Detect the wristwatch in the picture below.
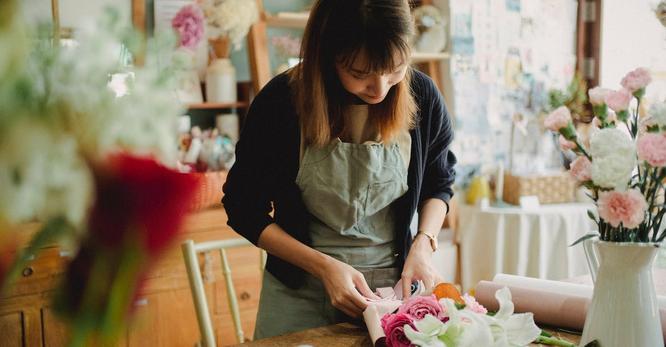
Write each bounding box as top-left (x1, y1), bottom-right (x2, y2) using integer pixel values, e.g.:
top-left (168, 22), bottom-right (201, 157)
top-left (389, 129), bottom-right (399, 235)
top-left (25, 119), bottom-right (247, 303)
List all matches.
top-left (415, 231), bottom-right (438, 252)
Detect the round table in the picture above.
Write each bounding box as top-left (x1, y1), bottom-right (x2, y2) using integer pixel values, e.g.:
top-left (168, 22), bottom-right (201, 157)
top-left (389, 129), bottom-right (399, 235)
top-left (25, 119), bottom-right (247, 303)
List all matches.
top-left (458, 202), bottom-right (594, 291)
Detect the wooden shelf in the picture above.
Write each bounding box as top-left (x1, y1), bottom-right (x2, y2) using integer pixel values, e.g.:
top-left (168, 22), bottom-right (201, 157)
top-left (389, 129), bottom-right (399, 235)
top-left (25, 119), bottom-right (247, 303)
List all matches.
top-left (187, 101), bottom-right (249, 110)
top-left (411, 52), bottom-right (451, 63)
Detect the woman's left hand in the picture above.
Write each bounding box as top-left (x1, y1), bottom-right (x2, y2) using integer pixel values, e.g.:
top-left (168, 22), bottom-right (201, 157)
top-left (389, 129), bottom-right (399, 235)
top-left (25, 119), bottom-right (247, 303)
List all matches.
top-left (401, 235), bottom-right (443, 299)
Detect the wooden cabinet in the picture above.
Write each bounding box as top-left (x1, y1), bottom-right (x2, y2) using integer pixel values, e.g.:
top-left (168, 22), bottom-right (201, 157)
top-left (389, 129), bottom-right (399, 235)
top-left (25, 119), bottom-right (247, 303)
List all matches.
top-left (0, 207), bottom-right (262, 346)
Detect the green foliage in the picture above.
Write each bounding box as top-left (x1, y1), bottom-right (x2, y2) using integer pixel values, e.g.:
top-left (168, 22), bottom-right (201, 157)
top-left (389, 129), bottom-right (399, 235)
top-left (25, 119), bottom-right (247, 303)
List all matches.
top-left (547, 73), bottom-right (592, 121)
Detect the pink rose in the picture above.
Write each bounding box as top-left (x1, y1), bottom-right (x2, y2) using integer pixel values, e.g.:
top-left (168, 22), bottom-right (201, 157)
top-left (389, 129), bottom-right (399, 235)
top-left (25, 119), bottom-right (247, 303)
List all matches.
top-left (397, 294), bottom-right (445, 320)
top-left (598, 189), bottom-right (648, 228)
top-left (621, 67), bottom-right (652, 93)
top-left (544, 106), bottom-right (572, 132)
top-left (569, 156), bottom-right (592, 182)
top-left (638, 133), bottom-right (666, 167)
top-left (381, 312), bottom-right (415, 347)
top-left (588, 87), bottom-right (612, 106)
top-left (462, 294), bottom-right (487, 314)
top-left (172, 5), bottom-right (205, 50)
top-left (559, 135), bottom-right (577, 151)
top-left (605, 89), bottom-right (633, 112)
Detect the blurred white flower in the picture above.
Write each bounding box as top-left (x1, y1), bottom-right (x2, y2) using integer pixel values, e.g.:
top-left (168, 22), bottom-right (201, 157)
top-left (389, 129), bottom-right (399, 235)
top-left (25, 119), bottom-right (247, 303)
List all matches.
top-left (0, 120), bottom-right (92, 226)
top-left (648, 101), bottom-right (666, 127)
top-left (201, 0), bottom-right (259, 49)
top-left (0, 8), bottom-right (182, 226)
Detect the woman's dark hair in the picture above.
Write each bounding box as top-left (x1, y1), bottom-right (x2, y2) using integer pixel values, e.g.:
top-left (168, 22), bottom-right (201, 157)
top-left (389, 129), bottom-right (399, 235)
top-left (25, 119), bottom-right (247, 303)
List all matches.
top-left (290, 0), bottom-right (417, 147)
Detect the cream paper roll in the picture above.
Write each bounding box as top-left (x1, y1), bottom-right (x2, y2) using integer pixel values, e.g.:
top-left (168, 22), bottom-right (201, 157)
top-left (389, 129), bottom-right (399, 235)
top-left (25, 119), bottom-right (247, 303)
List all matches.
top-left (474, 274), bottom-right (666, 339)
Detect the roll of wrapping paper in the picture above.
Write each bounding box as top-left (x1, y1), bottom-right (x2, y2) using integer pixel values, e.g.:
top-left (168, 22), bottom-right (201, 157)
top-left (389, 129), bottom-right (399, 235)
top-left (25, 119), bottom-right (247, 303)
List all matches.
top-left (474, 274), bottom-right (666, 340)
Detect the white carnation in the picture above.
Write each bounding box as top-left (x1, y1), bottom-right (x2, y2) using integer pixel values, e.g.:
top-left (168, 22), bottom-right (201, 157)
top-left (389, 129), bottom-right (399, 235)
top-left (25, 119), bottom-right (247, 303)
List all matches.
top-left (648, 101), bottom-right (666, 127)
top-left (588, 128), bottom-right (636, 189)
top-left (590, 128), bottom-right (635, 159)
top-left (591, 156), bottom-right (635, 189)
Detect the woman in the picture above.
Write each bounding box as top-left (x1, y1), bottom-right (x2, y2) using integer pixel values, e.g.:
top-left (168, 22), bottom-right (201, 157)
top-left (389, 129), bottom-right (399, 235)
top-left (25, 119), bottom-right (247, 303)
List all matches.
top-left (222, 0), bottom-right (456, 339)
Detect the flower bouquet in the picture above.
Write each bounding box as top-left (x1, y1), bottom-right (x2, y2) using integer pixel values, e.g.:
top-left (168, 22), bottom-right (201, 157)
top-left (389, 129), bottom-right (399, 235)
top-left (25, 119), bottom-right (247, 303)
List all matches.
top-left (0, 3), bottom-right (200, 345)
top-left (545, 67), bottom-right (666, 346)
top-left (363, 282), bottom-right (575, 347)
top-left (545, 67), bottom-right (664, 242)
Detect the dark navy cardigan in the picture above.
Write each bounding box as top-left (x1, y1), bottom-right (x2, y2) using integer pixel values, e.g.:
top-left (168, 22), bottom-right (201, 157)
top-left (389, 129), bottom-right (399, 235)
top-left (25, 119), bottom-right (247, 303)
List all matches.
top-left (222, 70), bottom-right (456, 289)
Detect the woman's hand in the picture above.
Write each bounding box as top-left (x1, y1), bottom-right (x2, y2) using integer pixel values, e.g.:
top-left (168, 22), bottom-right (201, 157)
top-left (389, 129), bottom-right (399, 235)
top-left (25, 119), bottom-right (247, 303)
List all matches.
top-left (401, 235), bottom-right (443, 299)
top-left (315, 256), bottom-right (381, 317)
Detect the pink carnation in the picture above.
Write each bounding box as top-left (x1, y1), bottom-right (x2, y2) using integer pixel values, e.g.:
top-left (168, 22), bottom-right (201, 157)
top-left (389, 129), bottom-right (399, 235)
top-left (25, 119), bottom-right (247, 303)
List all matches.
top-left (598, 189), bottom-right (648, 228)
top-left (569, 156), bottom-right (592, 182)
top-left (172, 5), bottom-right (205, 50)
top-left (605, 89), bottom-right (633, 112)
top-left (397, 294), bottom-right (445, 320)
top-left (637, 133), bottom-right (666, 167)
top-left (381, 312), bottom-right (415, 347)
top-left (588, 87), bottom-right (612, 106)
top-left (544, 106), bottom-right (572, 132)
top-left (462, 294), bottom-right (487, 314)
top-left (621, 67), bottom-right (652, 93)
top-left (559, 135), bottom-right (577, 151)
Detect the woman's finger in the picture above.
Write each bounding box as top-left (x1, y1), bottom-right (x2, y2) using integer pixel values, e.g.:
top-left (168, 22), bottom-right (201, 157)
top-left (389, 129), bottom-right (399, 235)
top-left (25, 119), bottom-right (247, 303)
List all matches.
top-left (401, 274), bottom-right (413, 299)
top-left (354, 275), bottom-right (381, 300)
top-left (347, 289), bottom-right (369, 313)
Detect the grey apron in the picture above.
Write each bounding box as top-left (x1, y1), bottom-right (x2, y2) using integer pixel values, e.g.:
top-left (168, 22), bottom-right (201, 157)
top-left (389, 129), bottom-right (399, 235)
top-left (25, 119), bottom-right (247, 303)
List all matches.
top-left (254, 130), bottom-right (410, 340)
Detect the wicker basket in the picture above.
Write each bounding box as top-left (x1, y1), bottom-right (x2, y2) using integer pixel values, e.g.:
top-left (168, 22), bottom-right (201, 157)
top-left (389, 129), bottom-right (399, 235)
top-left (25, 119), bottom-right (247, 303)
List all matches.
top-left (190, 170), bottom-right (227, 211)
top-left (502, 172), bottom-right (576, 205)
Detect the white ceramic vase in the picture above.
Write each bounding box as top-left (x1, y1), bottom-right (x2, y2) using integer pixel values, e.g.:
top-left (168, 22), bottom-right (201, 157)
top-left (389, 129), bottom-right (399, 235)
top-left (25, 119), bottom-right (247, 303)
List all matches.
top-left (205, 58), bottom-right (236, 103)
top-left (580, 240), bottom-right (662, 347)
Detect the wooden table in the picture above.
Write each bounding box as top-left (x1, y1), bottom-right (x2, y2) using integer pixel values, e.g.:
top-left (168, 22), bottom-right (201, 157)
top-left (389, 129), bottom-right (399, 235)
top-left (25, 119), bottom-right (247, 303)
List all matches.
top-left (237, 323), bottom-right (581, 346)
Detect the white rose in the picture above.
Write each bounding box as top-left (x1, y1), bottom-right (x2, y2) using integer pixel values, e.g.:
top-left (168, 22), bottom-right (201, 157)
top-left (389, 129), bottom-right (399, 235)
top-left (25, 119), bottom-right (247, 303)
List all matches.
top-left (591, 156), bottom-right (635, 189)
top-left (590, 128), bottom-right (635, 159)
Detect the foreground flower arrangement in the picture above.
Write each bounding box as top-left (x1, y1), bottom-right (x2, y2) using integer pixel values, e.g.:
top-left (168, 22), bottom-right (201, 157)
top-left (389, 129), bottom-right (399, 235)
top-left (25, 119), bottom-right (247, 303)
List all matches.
top-left (0, 3), bottom-right (200, 345)
top-left (375, 284), bottom-right (574, 347)
top-left (546, 67), bottom-right (666, 242)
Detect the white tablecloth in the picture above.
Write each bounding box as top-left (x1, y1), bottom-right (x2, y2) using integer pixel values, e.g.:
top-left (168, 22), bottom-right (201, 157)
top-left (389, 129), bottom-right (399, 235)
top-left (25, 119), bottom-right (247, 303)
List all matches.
top-left (458, 203), bottom-right (594, 291)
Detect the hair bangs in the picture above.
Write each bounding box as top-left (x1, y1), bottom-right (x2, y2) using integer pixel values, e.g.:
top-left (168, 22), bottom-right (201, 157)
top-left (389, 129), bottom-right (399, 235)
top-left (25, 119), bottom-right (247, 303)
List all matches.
top-left (336, 36), bottom-right (411, 74)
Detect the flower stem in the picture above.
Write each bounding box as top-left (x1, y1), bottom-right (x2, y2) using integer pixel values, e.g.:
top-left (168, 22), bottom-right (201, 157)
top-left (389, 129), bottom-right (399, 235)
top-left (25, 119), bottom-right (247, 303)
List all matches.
top-left (534, 336), bottom-right (577, 347)
top-left (574, 140), bottom-right (591, 160)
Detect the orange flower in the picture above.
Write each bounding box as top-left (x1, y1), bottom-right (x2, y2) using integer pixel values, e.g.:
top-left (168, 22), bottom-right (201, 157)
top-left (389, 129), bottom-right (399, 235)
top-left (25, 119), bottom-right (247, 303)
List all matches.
top-left (432, 282), bottom-right (464, 305)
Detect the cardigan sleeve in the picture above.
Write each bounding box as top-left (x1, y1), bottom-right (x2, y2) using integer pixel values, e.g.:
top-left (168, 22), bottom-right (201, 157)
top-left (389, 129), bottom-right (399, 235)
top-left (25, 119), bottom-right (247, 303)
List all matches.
top-left (221, 81), bottom-right (282, 245)
top-left (419, 79), bottom-right (457, 209)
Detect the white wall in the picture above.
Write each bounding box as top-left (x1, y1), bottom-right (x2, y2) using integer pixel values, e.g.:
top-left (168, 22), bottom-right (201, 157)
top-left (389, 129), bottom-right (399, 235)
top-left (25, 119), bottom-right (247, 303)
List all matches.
top-left (600, 0), bottom-right (666, 101)
top-left (21, 0), bottom-right (131, 32)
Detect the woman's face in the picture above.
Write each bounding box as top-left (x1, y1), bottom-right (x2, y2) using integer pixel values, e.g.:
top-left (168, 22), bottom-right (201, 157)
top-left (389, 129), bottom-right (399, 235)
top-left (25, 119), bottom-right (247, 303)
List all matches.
top-left (335, 51), bottom-right (408, 104)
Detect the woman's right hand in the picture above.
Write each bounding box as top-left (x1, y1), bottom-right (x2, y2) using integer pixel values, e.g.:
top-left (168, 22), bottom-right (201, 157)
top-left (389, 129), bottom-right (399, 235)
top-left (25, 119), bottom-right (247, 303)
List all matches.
top-left (315, 257), bottom-right (381, 317)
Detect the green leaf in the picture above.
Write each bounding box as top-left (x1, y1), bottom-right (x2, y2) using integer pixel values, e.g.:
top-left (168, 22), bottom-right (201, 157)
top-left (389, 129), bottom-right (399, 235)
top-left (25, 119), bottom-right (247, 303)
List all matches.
top-left (570, 232), bottom-right (599, 247)
top-left (586, 210), bottom-right (598, 223)
top-left (584, 340), bottom-right (601, 347)
top-left (534, 335), bottom-right (577, 347)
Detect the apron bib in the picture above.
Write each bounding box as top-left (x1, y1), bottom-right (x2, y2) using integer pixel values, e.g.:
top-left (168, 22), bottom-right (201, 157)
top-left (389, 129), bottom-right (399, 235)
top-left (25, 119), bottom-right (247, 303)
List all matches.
top-left (254, 133), bottom-right (409, 340)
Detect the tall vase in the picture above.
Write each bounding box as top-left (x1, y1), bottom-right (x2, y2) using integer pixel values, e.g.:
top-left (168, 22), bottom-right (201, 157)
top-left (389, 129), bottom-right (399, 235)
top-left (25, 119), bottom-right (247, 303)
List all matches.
top-left (205, 36), bottom-right (236, 103)
top-left (580, 240), bottom-right (663, 347)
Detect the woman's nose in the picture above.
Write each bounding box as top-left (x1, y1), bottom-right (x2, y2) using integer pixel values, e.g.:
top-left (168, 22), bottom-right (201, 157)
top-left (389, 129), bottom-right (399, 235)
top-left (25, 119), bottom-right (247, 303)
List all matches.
top-left (367, 75), bottom-right (388, 97)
